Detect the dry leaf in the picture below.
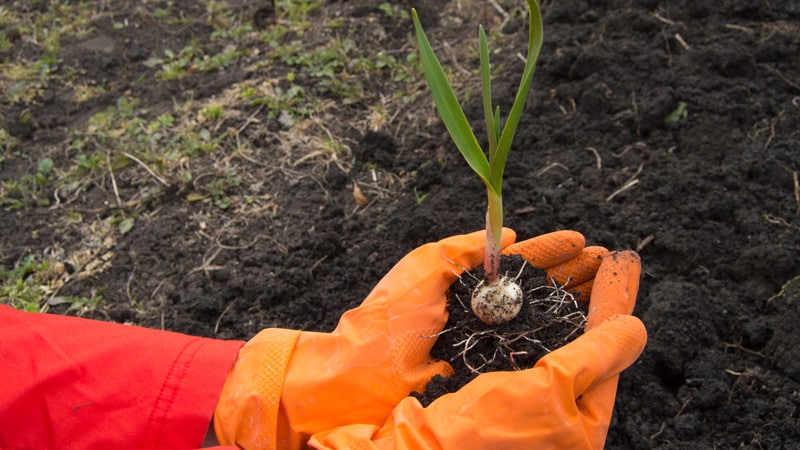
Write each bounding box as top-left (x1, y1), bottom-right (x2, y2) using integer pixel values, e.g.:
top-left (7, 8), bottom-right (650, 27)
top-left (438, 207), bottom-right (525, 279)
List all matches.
top-left (353, 183), bottom-right (368, 205)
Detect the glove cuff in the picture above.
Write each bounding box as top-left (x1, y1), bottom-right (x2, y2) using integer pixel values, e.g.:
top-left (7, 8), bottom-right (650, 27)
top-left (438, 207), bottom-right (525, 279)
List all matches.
top-left (214, 328), bottom-right (301, 449)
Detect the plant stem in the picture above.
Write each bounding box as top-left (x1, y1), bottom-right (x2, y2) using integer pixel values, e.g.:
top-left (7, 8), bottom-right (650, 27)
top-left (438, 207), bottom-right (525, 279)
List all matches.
top-left (484, 190), bottom-right (503, 284)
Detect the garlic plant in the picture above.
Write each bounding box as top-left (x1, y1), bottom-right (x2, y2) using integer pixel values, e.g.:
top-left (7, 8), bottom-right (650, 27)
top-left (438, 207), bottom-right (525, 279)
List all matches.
top-left (412, 0), bottom-right (543, 324)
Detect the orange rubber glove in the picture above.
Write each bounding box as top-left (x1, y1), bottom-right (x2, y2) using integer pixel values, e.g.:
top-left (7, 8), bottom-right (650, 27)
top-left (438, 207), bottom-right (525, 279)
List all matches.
top-left (308, 250), bottom-right (647, 450)
top-left (213, 229), bottom-right (595, 449)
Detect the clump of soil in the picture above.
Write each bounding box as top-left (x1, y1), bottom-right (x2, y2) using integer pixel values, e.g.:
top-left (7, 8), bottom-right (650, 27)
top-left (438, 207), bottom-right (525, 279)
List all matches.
top-left (413, 255), bottom-right (587, 406)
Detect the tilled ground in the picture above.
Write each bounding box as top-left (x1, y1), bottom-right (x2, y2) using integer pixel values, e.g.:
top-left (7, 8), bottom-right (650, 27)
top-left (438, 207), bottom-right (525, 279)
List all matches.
top-left (2, 0), bottom-right (799, 448)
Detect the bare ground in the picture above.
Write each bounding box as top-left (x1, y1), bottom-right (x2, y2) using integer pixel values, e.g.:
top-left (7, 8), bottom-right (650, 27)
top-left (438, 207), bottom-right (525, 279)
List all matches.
top-left (2, 0), bottom-right (799, 448)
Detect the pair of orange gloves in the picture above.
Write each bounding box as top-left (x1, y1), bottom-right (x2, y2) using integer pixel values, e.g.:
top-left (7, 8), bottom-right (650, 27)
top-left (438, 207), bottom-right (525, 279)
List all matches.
top-left (214, 229), bottom-right (647, 449)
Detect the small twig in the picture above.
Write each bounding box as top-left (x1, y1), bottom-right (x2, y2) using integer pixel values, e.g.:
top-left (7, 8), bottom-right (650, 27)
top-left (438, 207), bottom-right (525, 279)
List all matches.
top-left (442, 41), bottom-right (471, 77)
top-left (214, 300), bottom-right (236, 335)
top-left (631, 89), bottom-right (639, 118)
top-left (189, 245), bottom-right (225, 277)
top-left (606, 179), bottom-right (640, 202)
top-left (420, 328), bottom-right (454, 340)
top-left (762, 213), bottom-right (800, 232)
top-left (675, 397), bottom-right (692, 417)
top-left (151, 279), bottom-right (168, 331)
top-left (724, 339), bottom-right (766, 358)
top-left (725, 23), bottom-right (753, 33)
top-left (650, 421), bottom-right (667, 441)
top-left (120, 151), bottom-right (169, 186)
top-left (637, 234), bottom-right (655, 252)
top-left (613, 145), bottom-right (633, 158)
top-left (106, 150), bottom-right (122, 208)
top-left (793, 171), bottom-right (799, 216)
top-left (584, 147), bottom-right (602, 170)
top-left (759, 63), bottom-right (800, 93)
top-left (160, 293), bottom-right (165, 330)
top-left (762, 110), bottom-right (785, 151)
top-left (766, 280), bottom-right (790, 302)
top-left (236, 104), bottom-right (265, 135)
top-left (661, 30), bottom-right (673, 69)
top-left (308, 255), bottom-right (328, 276)
top-left (606, 164), bottom-right (644, 202)
top-left (150, 278), bottom-right (167, 299)
top-left (674, 33), bottom-right (691, 50)
top-left (508, 351), bottom-right (527, 370)
top-left (487, 0), bottom-right (510, 30)
top-left (126, 268), bottom-right (142, 309)
top-left (535, 162), bottom-right (570, 177)
top-left (725, 367), bottom-right (762, 400)
top-left (651, 12), bottom-right (677, 26)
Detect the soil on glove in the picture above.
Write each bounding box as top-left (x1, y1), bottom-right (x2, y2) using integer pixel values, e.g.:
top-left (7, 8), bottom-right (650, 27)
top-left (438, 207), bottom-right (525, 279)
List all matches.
top-left (2, 0), bottom-right (799, 448)
top-left (413, 255), bottom-right (588, 407)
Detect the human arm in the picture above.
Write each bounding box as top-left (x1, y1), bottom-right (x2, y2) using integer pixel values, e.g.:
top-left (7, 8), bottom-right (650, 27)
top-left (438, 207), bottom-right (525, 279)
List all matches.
top-left (0, 229), bottom-right (526, 449)
top-left (0, 305), bottom-right (244, 449)
top-left (0, 229), bottom-right (637, 450)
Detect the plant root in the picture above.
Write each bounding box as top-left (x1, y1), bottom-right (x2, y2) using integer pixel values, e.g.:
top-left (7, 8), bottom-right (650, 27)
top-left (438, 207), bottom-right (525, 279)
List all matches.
top-left (449, 277), bottom-right (586, 374)
top-left (414, 256), bottom-right (588, 406)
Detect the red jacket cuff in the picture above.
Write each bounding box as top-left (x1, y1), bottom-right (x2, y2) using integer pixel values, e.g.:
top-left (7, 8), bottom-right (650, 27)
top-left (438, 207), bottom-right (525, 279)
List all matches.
top-left (0, 305), bottom-right (245, 449)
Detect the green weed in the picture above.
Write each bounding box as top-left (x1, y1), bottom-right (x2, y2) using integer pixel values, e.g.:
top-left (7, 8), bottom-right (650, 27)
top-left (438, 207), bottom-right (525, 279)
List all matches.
top-left (0, 255), bottom-right (47, 312)
top-left (0, 157), bottom-right (55, 210)
top-left (0, 255), bottom-right (98, 314)
top-left (0, 2), bottom-right (96, 104)
top-left (152, 40), bottom-right (241, 80)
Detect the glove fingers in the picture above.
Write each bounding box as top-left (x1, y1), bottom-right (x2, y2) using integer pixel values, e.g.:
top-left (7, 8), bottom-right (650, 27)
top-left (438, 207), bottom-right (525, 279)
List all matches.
top-left (502, 230), bottom-right (585, 269)
top-left (391, 330), bottom-right (455, 393)
top-left (307, 317), bottom-right (645, 450)
top-left (545, 245), bottom-right (608, 293)
top-left (539, 314), bottom-right (646, 401)
top-left (568, 279), bottom-right (594, 303)
top-left (586, 251), bottom-right (641, 330)
top-left (331, 229), bottom-right (514, 406)
top-left (357, 228), bottom-right (517, 310)
top-left (412, 359), bottom-right (454, 394)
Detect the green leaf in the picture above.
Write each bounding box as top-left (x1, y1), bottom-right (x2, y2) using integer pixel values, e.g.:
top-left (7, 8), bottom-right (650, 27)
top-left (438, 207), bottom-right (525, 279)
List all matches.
top-left (665, 101), bottom-right (688, 123)
top-left (493, 106), bottom-right (501, 143)
top-left (479, 25), bottom-right (497, 159)
top-left (118, 217), bottom-right (135, 234)
top-left (38, 158), bottom-right (54, 175)
top-left (412, 9), bottom-right (491, 189)
top-left (490, 0), bottom-right (543, 193)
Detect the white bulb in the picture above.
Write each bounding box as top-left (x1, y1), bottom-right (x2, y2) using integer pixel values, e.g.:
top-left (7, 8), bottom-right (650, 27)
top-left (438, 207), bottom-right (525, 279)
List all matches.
top-left (471, 276), bottom-right (523, 325)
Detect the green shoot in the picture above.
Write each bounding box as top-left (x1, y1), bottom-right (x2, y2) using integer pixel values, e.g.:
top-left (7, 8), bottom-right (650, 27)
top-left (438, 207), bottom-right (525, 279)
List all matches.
top-left (412, 0), bottom-right (543, 283)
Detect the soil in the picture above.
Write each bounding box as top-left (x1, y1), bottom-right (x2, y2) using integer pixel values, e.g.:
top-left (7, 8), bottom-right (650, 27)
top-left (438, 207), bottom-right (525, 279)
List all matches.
top-left (414, 255), bottom-right (589, 406)
top-left (2, 0), bottom-right (799, 448)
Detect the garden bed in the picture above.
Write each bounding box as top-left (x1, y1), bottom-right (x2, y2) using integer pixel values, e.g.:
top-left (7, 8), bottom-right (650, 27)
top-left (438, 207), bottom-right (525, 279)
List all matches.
top-left (1, 0), bottom-right (798, 447)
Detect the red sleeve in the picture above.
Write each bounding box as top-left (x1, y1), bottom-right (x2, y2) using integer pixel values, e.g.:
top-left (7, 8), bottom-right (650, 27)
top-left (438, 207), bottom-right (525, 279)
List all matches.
top-left (0, 305), bottom-right (245, 449)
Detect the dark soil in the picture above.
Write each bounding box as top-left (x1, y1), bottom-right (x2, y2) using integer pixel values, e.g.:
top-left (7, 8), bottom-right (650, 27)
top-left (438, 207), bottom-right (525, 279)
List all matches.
top-left (2, 0), bottom-right (799, 448)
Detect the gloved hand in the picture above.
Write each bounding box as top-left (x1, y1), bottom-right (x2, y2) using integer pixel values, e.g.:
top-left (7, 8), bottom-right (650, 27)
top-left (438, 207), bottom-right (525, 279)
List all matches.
top-left (308, 250), bottom-right (647, 450)
top-left (213, 229), bottom-right (597, 449)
